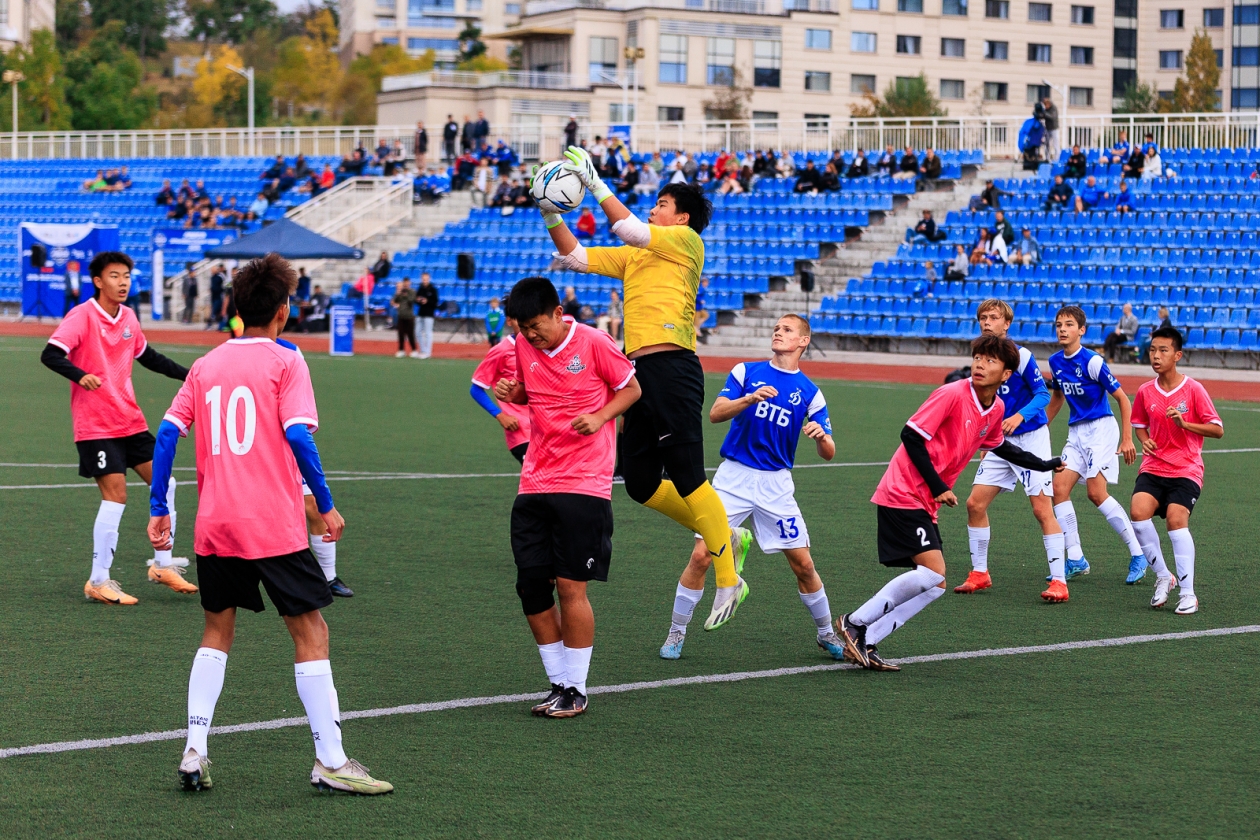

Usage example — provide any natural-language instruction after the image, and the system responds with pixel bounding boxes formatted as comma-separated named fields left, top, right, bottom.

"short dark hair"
left=505, top=276, right=560, bottom=322
left=1056, top=304, right=1087, bottom=328
left=658, top=182, right=712, bottom=234
left=1150, top=325, right=1184, bottom=351
left=89, top=251, right=134, bottom=299
left=232, top=253, right=297, bottom=327
left=971, top=334, right=1020, bottom=371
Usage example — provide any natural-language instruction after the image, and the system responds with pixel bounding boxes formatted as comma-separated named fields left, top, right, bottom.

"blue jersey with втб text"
left=999, top=344, right=1051, bottom=436
left=1048, top=346, right=1122, bottom=424
left=718, top=360, right=831, bottom=472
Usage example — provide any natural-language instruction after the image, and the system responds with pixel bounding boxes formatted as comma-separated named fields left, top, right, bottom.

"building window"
left=941, top=37, right=965, bottom=57
left=1070, top=86, right=1093, bottom=106
left=1028, top=2, right=1051, bottom=19
left=381, top=36, right=399, bottom=45
left=805, top=113, right=831, bottom=127
left=940, top=78, right=965, bottom=98
left=1114, top=28, right=1137, bottom=58
left=851, top=31, right=877, bottom=52
left=851, top=73, right=877, bottom=93
left=1027, top=83, right=1050, bottom=102
left=853, top=0, right=879, bottom=8
left=377, top=0, right=395, bottom=7
left=899, top=0, right=925, bottom=10
left=1204, top=7, right=1224, bottom=25
left=1160, top=9, right=1184, bottom=27
left=376, top=17, right=397, bottom=27
left=1159, top=50, right=1183, bottom=69
left=658, top=106, right=685, bottom=121
left=466, top=0, right=482, bottom=8
left=752, top=110, right=779, bottom=127
left=985, top=0, right=1009, bottom=14
left=609, top=103, right=635, bottom=122
left=1215, top=49, right=1224, bottom=67
left=805, top=28, right=832, bottom=50
left=1234, top=88, right=1260, bottom=108
left=897, top=35, right=922, bottom=54
left=1234, top=46, right=1260, bottom=66
left=407, top=37, right=459, bottom=51
left=504, top=2, right=520, bottom=12
left=1234, top=5, right=1259, bottom=24
left=406, top=15, right=457, bottom=27
left=706, top=37, right=735, bottom=85
left=659, top=34, right=688, bottom=84
left=1115, top=0, right=1136, bottom=15
left=754, top=40, right=781, bottom=87
left=984, top=40, right=1009, bottom=59
left=589, top=36, right=618, bottom=84
left=984, top=81, right=1009, bottom=100
left=1070, top=4, right=1094, bottom=22
left=1028, top=43, right=1052, bottom=62
left=943, top=0, right=968, bottom=14
left=1071, top=45, right=1094, bottom=64
left=805, top=71, right=832, bottom=91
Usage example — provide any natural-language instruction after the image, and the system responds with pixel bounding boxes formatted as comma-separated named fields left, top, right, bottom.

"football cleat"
left=1174, top=594, right=1199, bottom=615
left=660, top=629, right=686, bottom=660
left=84, top=579, right=138, bottom=605
left=1151, top=574, right=1178, bottom=608
left=703, top=576, right=749, bottom=631
left=147, top=558, right=198, bottom=594
left=953, top=570, right=993, bottom=594
left=1125, top=555, right=1149, bottom=585
left=1065, top=557, right=1091, bottom=580
left=864, top=646, right=901, bottom=672
left=329, top=577, right=354, bottom=598
left=732, top=527, right=753, bottom=576
left=1041, top=579, right=1070, bottom=603
left=816, top=630, right=847, bottom=660
left=311, top=759, right=394, bottom=795
left=542, top=686, right=588, bottom=718
left=178, top=748, right=212, bottom=791
left=836, top=614, right=870, bottom=668
left=531, top=684, right=566, bottom=716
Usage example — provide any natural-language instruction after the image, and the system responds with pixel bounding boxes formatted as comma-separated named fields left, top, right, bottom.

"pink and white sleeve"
left=47, top=307, right=84, bottom=354
left=1193, top=382, right=1222, bottom=428
left=1130, top=387, right=1150, bottom=429
left=164, top=368, right=197, bottom=436
left=905, top=385, right=955, bottom=441
left=279, top=357, right=320, bottom=432
left=593, top=331, right=636, bottom=390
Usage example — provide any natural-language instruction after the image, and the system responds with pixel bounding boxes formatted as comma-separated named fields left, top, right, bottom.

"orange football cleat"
left=84, top=579, right=138, bottom=605
left=953, top=570, right=992, bottom=594
left=1041, top=579, right=1070, bottom=603
left=148, top=560, right=199, bottom=594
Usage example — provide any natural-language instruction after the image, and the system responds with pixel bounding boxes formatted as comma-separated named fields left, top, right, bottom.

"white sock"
left=91, top=500, right=126, bottom=583
left=799, top=586, right=833, bottom=637
left=670, top=583, right=704, bottom=634
left=1098, top=496, right=1144, bottom=557
left=1054, top=501, right=1085, bottom=562
left=850, top=566, right=945, bottom=627
left=309, top=534, right=337, bottom=582
left=295, top=660, right=348, bottom=769
left=1044, top=533, right=1066, bottom=582
left=864, top=586, right=944, bottom=646
left=563, top=645, right=592, bottom=696
left=1169, top=528, right=1196, bottom=597
left=968, top=526, right=991, bottom=573
left=1132, top=519, right=1171, bottom=577
left=537, top=641, right=566, bottom=687
left=185, top=647, right=227, bottom=757
left=154, top=478, right=177, bottom=566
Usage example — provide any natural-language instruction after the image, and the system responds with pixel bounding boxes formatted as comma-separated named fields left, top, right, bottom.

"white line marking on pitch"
left=2, top=624, right=1255, bottom=761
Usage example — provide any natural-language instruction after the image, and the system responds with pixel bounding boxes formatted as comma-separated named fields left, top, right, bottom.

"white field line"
left=1, top=624, right=1256, bottom=761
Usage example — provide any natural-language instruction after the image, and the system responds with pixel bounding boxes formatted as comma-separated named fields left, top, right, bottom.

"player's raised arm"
left=561, top=146, right=633, bottom=227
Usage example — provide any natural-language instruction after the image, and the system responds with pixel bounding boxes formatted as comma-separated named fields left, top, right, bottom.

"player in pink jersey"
left=836, top=336, right=1063, bottom=671
left=1129, top=327, right=1223, bottom=615
left=146, top=254, right=391, bottom=796
left=41, top=250, right=196, bottom=606
left=470, top=311, right=532, bottom=463
left=493, top=277, right=640, bottom=718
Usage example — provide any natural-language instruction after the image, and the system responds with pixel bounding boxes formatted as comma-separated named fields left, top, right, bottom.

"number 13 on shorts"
left=776, top=517, right=799, bottom=539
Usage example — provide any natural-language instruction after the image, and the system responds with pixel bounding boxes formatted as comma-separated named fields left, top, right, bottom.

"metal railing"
left=286, top=176, right=414, bottom=248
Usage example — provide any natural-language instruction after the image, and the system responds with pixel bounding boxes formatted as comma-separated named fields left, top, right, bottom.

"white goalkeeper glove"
left=562, top=145, right=613, bottom=202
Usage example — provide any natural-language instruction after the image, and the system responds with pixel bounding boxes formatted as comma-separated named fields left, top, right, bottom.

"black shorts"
left=511, top=493, right=613, bottom=582
left=196, top=550, right=333, bottom=617
left=76, top=431, right=156, bottom=478
left=1133, top=473, right=1201, bottom=519
left=621, top=349, right=705, bottom=458
left=877, top=505, right=943, bottom=568
left=510, top=442, right=529, bottom=464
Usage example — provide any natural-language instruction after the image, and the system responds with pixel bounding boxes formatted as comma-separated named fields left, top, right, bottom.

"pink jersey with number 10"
left=163, top=337, right=319, bottom=559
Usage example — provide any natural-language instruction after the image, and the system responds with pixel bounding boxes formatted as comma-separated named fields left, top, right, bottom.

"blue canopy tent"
left=205, top=218, right=364, bottom=261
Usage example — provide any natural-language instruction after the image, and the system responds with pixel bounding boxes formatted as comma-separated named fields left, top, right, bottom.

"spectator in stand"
left=208, top=264, right=227, bottom=330
left=1044, top=174, right=1073, bottom=210
left=439, top=115, right=456, bottom=160
left=471, top=159, right=492, bottom=206
left=617, top=163, right=640, bottom=196
left=634, top=161, right=660, bottom=195
left=295, top=267, right=311, bottom=302
left=1075, top=175, right=1104, bottom=212
left=564, top=115, right=579, bottom=149
left=714, top=148, right=735, bottom=179
left=905, top=209, right=938, bottom=245
left=351, top=265, right=375, bottom=299
left=473, top=110, right=490, bottom=147
left=818, top=162, right=841, bottom=192
left=167, top=198, right=191, bottom=222
left=1041, top=96, right=1061, bottom=159
left=846, top=148, right=870, bottom=178
left=1141, top=132, right=1159, bottom=156
left=1156, top=305, right=1172, bottom=330
left=1064, top=144, right=1088, bottom=179
left=894, top=145, right=919, bottom=180
left=1101, top=130, right=1131, bottom=165
left=293, top=154, right=311, bottom=179
left=606, top=290, right=623, bottom=341
left=370, top=250, right=392, bottom=284
left=694, top=162, right=713, bottom=188
left=1122, top=145, right=1146, bottom=178
left=561, top=286, right=582, bottom=319
left=1136, top=306, right=1171, bottom=360
left=991, top=210, right=1015, bottom=246
left=105, top=166, right=132, bottom=192
left=969, top=228, right=993, bottom=266
left=415, top=272, right=439, bottom=359
left=715, top=169, right=744, bottom=195
left=589, top=135, right=607, bottom=170
left=507, top=176, right=532, bottom=208
left=493, top=139, right=518, bottom=177
left=338, top=148, right=368, bottom=177
left=451, top=150, right=477, bottom=190
left=304, top=285, right=330, bottom=332
left=752, top=150, right=771, bottom=177
left=261, top=155, right=286, bottom=180
left=458, top=114, right=473, bottom=154
left=1142, top=145, right=1163, bottom=180
left=489, top=176, right=512, bottom=208
left=82, top=170, right=108, bottom=192
left=918, top=147, right=942, bottom=186
left=485, top=296, right=505, bottom=346
left=176, top=179, right=195, bottom=203
left=649, top=151, right=665, bottom=174
left=391, top=277, right=418, bottom=358
left=737, top=164, right=755, bottom=193
left=412, top=121, right=428, bottom=168
left=575, top=207, right=597, bottom=240
left=793, top=160, right=823, bottom=193
left=972, top=179, right=1012, bottom=211
left=1104, top=302, right=1139, bottom=361
left=156, top=179, right=175, bottom=205
left=1112, top=179, right=1133, bottom=212
left=986, top=229, right=1009, bottom=263
left=910, top=262, right=937, bottom=298
left=1011, top=228, right=1041, bottom=266
left=871, top=145, right=894, bottom=176
left=262, top=178, right=282, bottom=203
left=946, top=244, right=969, bottom=280
left=181, top=265, right=199, bottom=324
left=372, top=139, right=392, bottom=166
left=278, top=167, right=297, bottom=194
left=694, top=277, right=711, bottom=335
left=666, top=157, right=688, bottom=185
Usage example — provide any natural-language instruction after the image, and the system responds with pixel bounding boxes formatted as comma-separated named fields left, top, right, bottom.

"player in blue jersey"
left=1045, top=305, right=1146, bottom=597
left=957, top=300, right=1068, bottom=602
left=659, top=315, right=845, bottom=660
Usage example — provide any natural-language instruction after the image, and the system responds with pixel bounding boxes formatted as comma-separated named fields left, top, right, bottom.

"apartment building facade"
left=339, top=0, right=517, bottom=64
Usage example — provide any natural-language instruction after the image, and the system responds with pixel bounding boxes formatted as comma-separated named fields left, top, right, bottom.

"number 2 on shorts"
left=916, top=526, right=930, bottom=547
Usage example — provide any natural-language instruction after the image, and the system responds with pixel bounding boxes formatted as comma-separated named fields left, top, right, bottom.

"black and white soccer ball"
left=531, top=160, right=586, bottom=215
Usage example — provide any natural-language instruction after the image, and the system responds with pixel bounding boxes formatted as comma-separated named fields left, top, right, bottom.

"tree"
left=64, top=21, right=159, bottom=129
left=185, top=0, right=279, bottom=45
left=339, top=43, right=434, bottom=124
left=1161, top=30, right=1221, bottom=112
left=273, top=8, right=343, bottom=122
left=90, top=0, right=172, bottom=57
left=457, top=20, right=486, bottom=65
left=0, top=30, right=72, bottom=130
left=55, top=0, right=88, bottom=49
left=187, top=44, right=249, bottom=127
left=851, top=73, right=947, bottom=118
left=1116, top=79, right=1159, bottom=114
left=702, top=68, right=752, bottom=121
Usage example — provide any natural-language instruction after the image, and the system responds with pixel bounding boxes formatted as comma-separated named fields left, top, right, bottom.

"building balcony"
left=521, top=0, right=835, bottom=16
left=382, top=69, right=640, bottom=92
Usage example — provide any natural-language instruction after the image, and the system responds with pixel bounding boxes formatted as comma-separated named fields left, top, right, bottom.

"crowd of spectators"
left=81, top=167, right=133, bottom=192
left=157, top=178, right=259, bottom=229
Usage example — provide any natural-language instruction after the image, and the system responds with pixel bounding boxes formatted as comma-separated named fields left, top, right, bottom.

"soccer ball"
left=531, top=160, right=586, bottom=215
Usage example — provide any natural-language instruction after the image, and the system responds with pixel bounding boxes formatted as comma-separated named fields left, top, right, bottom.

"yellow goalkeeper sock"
left=644, top=480, right=699, bottom=531
left=685, top=482, right=737, bottom=587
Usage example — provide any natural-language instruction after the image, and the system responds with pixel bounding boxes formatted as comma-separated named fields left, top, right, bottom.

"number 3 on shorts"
left=97, top=450, right=107, bottom=469
left=776, top=517, right=799, bottom=540
left=916, top=526, right=930, bottom=547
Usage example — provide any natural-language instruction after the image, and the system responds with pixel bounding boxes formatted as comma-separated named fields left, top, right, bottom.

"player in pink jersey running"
left=493, top=277, right=640, bottom=718
left=470, top=311, right=532, bottom=463
left=41, top=250, right=195, bottom=606
left=1129, top=327, right=1223, bottom=615
left=836, top=336, right=1063, bottom=671
left=146, top=254, right=391, bottom=796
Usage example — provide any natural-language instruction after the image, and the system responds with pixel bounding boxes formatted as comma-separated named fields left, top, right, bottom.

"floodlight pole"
left=228, top=65, right=256, bottom=156
left=3, top=70, right=25, bottom=160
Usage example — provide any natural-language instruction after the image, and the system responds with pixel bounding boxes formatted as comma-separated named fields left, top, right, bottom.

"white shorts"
left=697, top=459, right=809, bottom=553
left=301, top=479, right=313, bottom=497
left=1063, top=416, right=1120, bottom=485
left=973, top=425, right=1054, bottom=497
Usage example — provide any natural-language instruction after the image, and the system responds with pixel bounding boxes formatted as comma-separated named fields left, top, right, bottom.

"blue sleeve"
left=469, top=382, right=502, bottom=417
left=285, top=424, right=334, bottom=513
left=1022, top=359, right=1052, bottom=415
left=1100, top=362, right=1122, bottom=394
left=149, top=420, right=181, bottom=516
left=718, top=371, right=744, bottom=400
left=810, top=404, right=833, bottom=435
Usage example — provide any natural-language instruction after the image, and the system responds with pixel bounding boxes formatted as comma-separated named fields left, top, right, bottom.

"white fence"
left=286, top=176, right=413, bottom=249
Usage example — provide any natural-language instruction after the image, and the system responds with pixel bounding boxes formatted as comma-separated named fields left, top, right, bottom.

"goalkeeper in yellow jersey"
left=540, top=146, right=751, bottom=630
